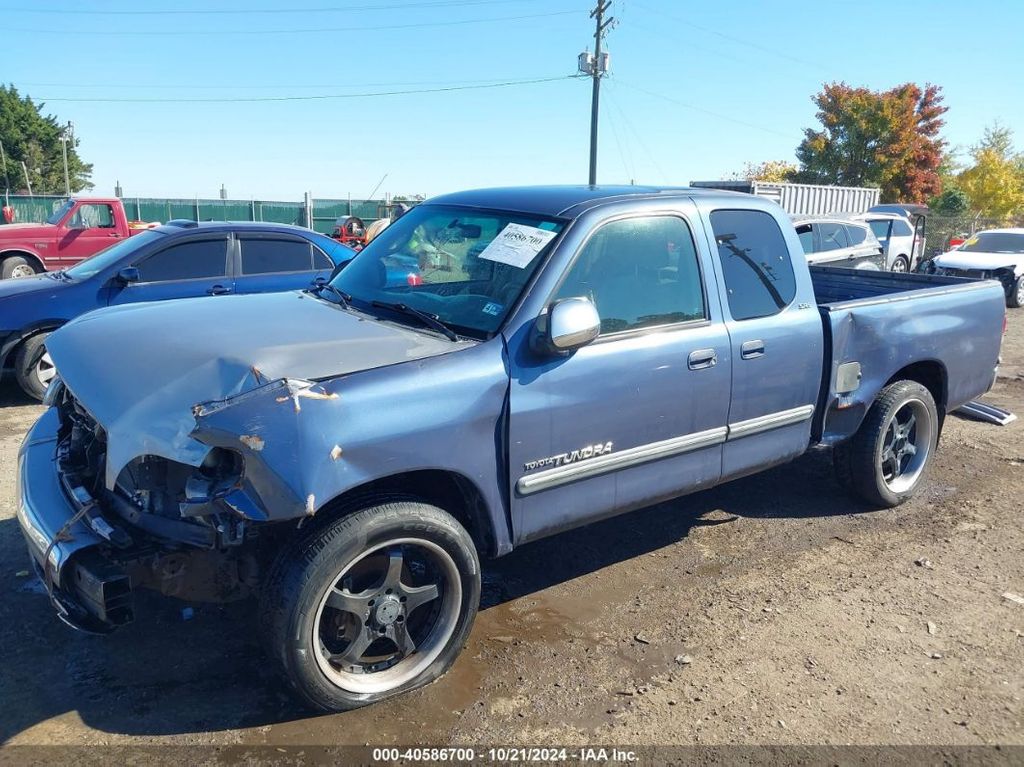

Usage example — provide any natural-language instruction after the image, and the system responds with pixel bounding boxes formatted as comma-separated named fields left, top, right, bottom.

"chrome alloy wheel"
left=312, top=538, right=461, bottom=695
left=880, top=398, right=933, bottom=494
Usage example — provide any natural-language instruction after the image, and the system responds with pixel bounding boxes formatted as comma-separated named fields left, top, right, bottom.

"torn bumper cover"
left=17, top=408, right=133, bottom=632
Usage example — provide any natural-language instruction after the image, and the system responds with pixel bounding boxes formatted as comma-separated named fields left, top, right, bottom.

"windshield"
left=65, top=229, right=165, bottom=279
left=332, top=205, right=565, bottom=336
left=959, top=232, right=1024, bottom=254
left=46, top=199, right=76, bottom=225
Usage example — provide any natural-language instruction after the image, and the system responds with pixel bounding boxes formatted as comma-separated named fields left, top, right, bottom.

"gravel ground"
left=1, top=312, right=1022, bottom=749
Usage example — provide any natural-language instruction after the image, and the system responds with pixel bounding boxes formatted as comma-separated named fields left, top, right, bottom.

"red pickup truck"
left=0, top=198, right=155, bottom=279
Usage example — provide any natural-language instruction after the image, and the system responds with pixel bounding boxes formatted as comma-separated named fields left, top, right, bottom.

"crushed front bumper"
left=17, top=407, right=133, bottom=632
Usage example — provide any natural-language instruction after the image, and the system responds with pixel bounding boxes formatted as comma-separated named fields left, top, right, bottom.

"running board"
left=955, top=400, right=1017, bottom=426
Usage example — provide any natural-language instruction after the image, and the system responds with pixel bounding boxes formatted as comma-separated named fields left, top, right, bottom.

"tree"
left=956, top=124, right=1024, bottom=222
left=731, top=160, right=797, bottom=183
left=0, top=85, right=92, bottom=194
left=930, top=187, right=970, bottom=217
left=795, top=82, right=947, bottom=203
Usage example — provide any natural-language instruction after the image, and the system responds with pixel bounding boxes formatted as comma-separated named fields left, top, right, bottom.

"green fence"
left=1, top=195, right=390, bottom=235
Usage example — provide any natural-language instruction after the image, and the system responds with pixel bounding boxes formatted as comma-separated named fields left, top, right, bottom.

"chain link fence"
left=1, top=194, right=400, bottom=235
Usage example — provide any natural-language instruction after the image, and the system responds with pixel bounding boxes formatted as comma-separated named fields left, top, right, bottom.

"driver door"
left=508, top=208, right=732, bottom=544
left=107, top=234, right=232, bottom=305
left=57, top=203, right=121, bottom=265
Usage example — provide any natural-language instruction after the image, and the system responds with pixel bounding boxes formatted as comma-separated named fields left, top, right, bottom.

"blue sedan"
left=0, top=220, right=355, bottom=400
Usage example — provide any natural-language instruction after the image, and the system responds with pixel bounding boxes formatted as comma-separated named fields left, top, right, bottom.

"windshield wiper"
left=46, top=270, right=71, bottom=281
left=370, top=300, right=460, bottom=342
left=308, top=281, right=352, bottom=307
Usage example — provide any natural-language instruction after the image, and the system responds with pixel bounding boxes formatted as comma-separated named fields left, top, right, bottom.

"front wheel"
left=1008, top=275, right=1024, bottom=309
left=2, top=256, right=39, bottom=280
left=260, top=499, right=480, bottom=711
left=14, top=332, right=55, bottom=401
left=834, top=380, right=939, bottom=508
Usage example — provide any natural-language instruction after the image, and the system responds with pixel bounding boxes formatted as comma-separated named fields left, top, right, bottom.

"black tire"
left=2, top=255, right=39, bottom=279
left=14, top=332, right=54, bottom=402
left=1008, top=275, right=1024, bottom=309
left=260, top=498, right=480, bottom=712
left=891, top=255, right=911, bottom=273
left=833, top=380, right=939, bottom=508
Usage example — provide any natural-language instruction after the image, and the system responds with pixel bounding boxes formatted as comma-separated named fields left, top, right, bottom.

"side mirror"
left=537, top=297, right=601, bottom=354
left=116, top=266, right=140, bottom=284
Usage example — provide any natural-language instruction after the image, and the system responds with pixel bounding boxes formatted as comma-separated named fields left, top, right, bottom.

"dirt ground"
left=1, top=313, right=1022, bottom=751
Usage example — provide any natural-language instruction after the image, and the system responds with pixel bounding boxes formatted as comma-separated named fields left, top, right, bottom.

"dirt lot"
left=1, top=313, right=1022, bottom=750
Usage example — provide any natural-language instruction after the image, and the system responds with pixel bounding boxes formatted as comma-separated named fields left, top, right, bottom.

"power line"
left=6, top=0, right=548, bottom=14
left=37, top=75, right=574, bottom=103
left=613, top=79, right=793, bottom=139
left=18, top=75, right=565, bottom=91
left=630, top=0, right=830, bottom=74
left=6, top=9, right=581, bottom=35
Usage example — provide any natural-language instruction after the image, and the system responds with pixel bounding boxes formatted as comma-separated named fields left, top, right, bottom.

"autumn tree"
left=731, top=160, right=797, bottom=183
left=0, top=85, right=92, bottom=194
left=956, top=124, right=1024, bottom=222
left=795, top=82, right=946, bottom=203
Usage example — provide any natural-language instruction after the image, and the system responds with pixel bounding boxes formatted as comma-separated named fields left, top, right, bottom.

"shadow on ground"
left=0, top=448, right=866, bottom=743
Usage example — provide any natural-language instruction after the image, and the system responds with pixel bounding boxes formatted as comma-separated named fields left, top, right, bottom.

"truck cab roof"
left=425, top=185, right=752, bottom=219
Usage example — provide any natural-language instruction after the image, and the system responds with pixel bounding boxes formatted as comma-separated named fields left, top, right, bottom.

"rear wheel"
left=891, top=255, right=910, bottom=273
left=260, top=499, right=480, bottom=711
left=2, top=256, right=39, bottom=280
left=14, top=332, right=55, bottom=402
left=1008, top=275, right=1024, bottom=309
left=833, top=380, right=938, bottom=508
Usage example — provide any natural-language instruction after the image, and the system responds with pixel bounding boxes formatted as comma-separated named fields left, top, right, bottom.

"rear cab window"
left=710, top=210, right=796, bottom=321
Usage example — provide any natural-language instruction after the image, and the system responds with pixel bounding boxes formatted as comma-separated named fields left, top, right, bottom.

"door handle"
left=108, top=232, right=123, bottom=238
left=740, top=340, right=765, bottom=359
left=207, top=285, right=231, bottom=295
left=687, top=348, right=717, bottom=370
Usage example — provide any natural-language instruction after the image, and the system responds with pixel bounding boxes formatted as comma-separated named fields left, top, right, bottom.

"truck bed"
left=810, top=266, right=986, bottom=307
left=808, top=266, right=1006, bottom=446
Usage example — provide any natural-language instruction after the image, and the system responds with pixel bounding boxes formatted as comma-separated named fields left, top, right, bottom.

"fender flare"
left=0, top=319, right=66, bottom=367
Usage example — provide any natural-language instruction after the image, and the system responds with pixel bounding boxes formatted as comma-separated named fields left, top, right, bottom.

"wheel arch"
left=1, top=320, right=66, bottom=368
left=0, top=249, right=45, bottom=273
left=885, top=359, right=948, bottom=432
left=313, top=469, right=500, bottom=559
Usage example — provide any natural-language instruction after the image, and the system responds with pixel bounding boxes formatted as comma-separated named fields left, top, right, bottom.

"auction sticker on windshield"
left=478, top=223, right=558, bottom=268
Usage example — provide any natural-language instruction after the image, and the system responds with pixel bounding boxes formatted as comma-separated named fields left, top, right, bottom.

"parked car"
left=0, top=197, right=157, bottom=279
left=0, top=220, right=355, bottom=400
left=850, top=212, right=921, bottom=272
left=19, top=186, right=1005, bottom=712
left=791, top=215, right=886, bottom=270
left=922, top=228, right=1024, bottom=308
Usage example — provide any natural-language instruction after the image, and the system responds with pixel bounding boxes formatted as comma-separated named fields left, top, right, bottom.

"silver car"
left=791, top=215, right=886, bottom=270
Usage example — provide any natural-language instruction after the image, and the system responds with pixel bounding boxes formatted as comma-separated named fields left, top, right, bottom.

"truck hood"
left=933, top=250, right=1023, bottom=274
left=0, top=222, right=54, bottom=238
left=46, top=290, right=474, bottom=486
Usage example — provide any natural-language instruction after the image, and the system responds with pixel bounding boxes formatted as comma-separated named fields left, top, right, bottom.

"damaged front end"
left=36, top=382, right=271, bottom=632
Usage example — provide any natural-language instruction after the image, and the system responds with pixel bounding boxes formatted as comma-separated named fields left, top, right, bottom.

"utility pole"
left=581, top=0, right=613, bottom=186
left=58, top=121, right=74, bottom=197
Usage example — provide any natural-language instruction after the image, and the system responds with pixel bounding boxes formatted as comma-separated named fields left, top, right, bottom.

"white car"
left=851, top=212, right=921, bottom=272
left=928, top=228, right=1024, bottom=308
left=791, top=215, right=886, bottom=270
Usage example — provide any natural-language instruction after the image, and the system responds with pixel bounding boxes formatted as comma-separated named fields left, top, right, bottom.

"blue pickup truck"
left=18, top=186, right=1005, bottom=712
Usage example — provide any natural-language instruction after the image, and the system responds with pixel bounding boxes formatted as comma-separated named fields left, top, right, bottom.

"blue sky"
left=4, top=0, right=1022, bottom=201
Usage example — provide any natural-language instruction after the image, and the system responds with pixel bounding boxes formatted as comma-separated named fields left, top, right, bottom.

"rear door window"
left=845, top=224, right=868, bottom=246
left=239, top=238, right=315, bottom=275
left=136, top=239, right=229, bottom=282
left=816, top=222, right=849, bottom=251
left=710, top=209, right=796, bottom=322
left=795, top=224, right=814, bottom=254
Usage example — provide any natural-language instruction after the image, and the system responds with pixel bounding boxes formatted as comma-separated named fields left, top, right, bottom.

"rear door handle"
left=687, top=348, right=718, bottom=370
left=207, top=284, right=231, bottom=295
left=740, top=340, right=765, bottom=359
